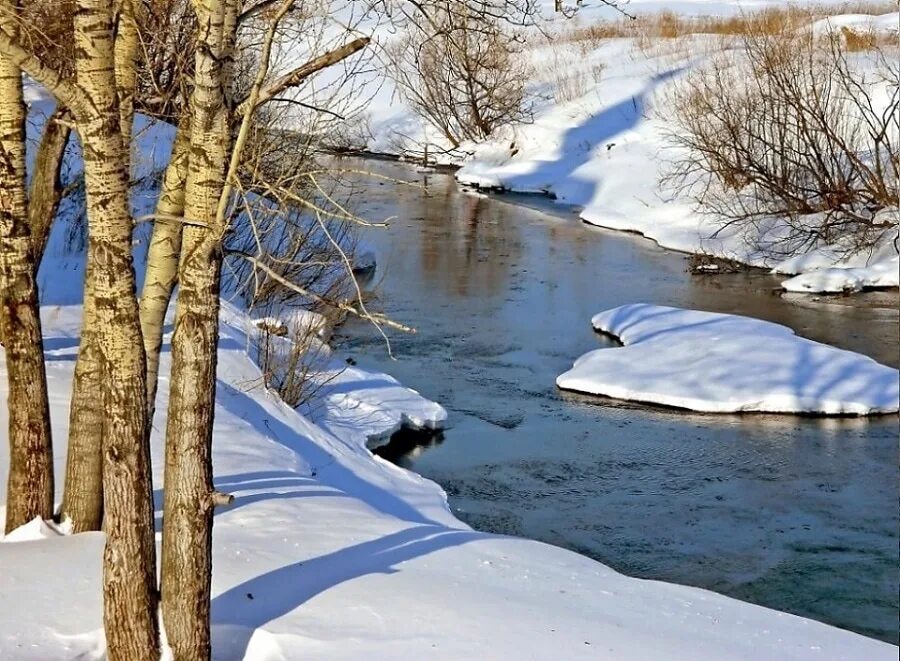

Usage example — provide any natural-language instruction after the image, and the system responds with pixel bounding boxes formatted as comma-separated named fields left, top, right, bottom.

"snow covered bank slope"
left=558, top=304, right=900, bottom=415
left=453, top=11, right=900, bottom=292
left=2, top=303, right=897, bottom=659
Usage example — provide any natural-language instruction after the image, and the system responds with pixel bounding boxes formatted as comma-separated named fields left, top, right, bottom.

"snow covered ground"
left=2, top=6, right=898, bottom=658
left=557, top=303, right=900, bottom=414
left=358, top=2, right=900, bottom=295
left=2, top=301, right=898, bottom=660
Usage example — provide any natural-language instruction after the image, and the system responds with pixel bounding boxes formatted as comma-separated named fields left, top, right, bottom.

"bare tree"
left=0, top=1, right=160, bottom=657
left=159, top=1, right=238, bottom=656
left=139, top=4, right=370, bottom=421
left=386, top=1, right=533, bottom=148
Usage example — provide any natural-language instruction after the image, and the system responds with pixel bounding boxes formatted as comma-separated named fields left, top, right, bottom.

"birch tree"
left=159, top=3, right=236, bottom=655
left=139, top=6, right=369, bottom=420
left=59, top=0, right=145, bottom=534
left=0, top=0, right=159, bottom=656
left=0, top=0, right=54, bottom=533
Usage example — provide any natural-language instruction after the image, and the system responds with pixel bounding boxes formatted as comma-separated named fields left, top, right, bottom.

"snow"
left=809, top=12, right=900, bottom=38
left=311, top=362, right=448, bottom=446
left=773, top=227, right=900, bottom=293
left=2, top=302, right=897, bottom=659
left=780, top=255, right=900, bottom=293
left=440, top=11, right=900, bottom=293
left=0, top=516, right=65, bottom=543
left=3, top=7, right=899, bottom=658
left=557, top=304, right=900, bottom=415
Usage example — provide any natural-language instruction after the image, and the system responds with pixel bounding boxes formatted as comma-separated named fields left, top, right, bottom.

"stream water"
left=331, top=159, right=899, bottom=644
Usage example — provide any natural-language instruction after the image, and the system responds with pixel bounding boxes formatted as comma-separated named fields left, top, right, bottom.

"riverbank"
left=452, top=12, right=899, bottom=294
left=358, top=5, right=900, bottom=295
left=2, top=299, right=897, bottom=659
left=332, top=158, right=899, bottom=644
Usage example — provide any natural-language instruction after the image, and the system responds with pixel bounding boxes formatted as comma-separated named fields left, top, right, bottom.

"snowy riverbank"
left=1, top=301, right=896, bottom=659
left=360, top=3, right=900, bottom=295
left=453, top=10, right=900, bottom=294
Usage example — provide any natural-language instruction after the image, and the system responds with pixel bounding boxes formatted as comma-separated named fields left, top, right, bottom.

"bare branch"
left=237, top=36, right=370, bottom=116
left=0, top=25, right=93, bottom=120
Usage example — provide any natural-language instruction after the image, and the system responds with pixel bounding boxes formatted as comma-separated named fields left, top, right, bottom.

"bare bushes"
left=666, top=25, right=900, bottom=258
left=225, top=123, right=385, bottom=407
left=387, top=5, right=533, bottom=148
left=21, top=0, right=76, bottom=76
left=253, top=306, right=337, bottom=408
left=135, top=0, right=197, bottom=123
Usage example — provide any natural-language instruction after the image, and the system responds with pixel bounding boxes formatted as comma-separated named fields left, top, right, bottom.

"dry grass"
left=840, top=26, right=897, bottom=52
left=532, top=46, right=605, bottom=103
left=558, top=2, right=898, bottom=49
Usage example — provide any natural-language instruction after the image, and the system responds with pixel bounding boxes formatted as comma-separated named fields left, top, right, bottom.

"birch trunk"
left=0, top=0, right=54, bottom=533
left=58, top=293, right=104, bottom=532
left=74, top=0, right=158, bottom=657
left=140, top=120, right=190, bottom=420
left=161, top=2, right=235, bottom=657
left=60, top=0, right=144, bottom=534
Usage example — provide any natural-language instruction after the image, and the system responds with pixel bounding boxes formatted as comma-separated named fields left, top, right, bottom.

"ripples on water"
left=330, top=159, right=900, bottom=644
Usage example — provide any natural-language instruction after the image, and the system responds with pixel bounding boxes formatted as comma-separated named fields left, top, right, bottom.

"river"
left=330, top=158, right=899, bottom=644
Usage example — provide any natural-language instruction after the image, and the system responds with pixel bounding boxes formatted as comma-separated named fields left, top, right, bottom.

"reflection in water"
left=372, top=427, right=445, bottom=464
left=417, top=179, right=521, bottom=299
left=332, top=158, right=900, bottom=644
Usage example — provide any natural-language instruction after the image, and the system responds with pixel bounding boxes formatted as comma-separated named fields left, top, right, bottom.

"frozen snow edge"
left=558, top=304, right=900, bottom=415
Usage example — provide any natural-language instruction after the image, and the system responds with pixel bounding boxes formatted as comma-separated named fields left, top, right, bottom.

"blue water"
left=333, top=160, right=900, bottom=644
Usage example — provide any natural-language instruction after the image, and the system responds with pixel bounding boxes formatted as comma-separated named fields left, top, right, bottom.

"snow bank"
left=452, top=13, right=900, bottom=291
left=1, top=516, right=65, bottom=543
left=774, top=229, right=900, bottom=293
left=2, top=302, right=896, bottom=659
left=311, top=362, right=448, bottom=447
left=558, top=304, right=900, bottom=415
left=780, top=255, right=900, bottom=293
left=809, top=12, right=900, bottom=38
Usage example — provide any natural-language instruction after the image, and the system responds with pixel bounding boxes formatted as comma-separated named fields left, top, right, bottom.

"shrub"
left=666, top=22, right=899, bottom=259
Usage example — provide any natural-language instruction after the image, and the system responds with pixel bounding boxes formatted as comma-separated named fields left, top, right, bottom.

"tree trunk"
left=58, top=295, right=104, bottom=532
left=114, top=0, right=139, bottom=142
left=140, top=119, right=190, bottom=421
left=74, top=1, right=159, bottom=658
left=0, top=0, right=54, bottom=534
left=59, top=0, right=143, bottom=533
left=28, top=109, right=71, bottom=266
left=161, top=2, right=234, bottom=658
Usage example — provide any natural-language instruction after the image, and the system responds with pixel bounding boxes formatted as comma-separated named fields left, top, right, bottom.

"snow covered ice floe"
left=557, top=304, right=900, bottom=415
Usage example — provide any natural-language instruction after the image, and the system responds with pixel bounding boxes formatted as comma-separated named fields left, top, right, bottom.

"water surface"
left=331, top=159, right=899, bottom=644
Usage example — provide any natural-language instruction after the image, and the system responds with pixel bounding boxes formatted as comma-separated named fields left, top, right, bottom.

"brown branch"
left=231, top=251, right=415, bottom=334
left=28, top=109, right=72, bottom=264
left=236, top=36, right=370, bottom=116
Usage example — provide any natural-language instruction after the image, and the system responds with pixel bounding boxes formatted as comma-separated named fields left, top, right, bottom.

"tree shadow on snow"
left=213, top=379, right=440, bottom=527
left=501, top=68, right=684, bottom=201
left=210, top=524, right=484, bottom=659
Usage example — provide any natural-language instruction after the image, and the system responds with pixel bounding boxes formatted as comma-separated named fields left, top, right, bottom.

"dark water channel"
left=331, top=159, right=900, bottom=644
